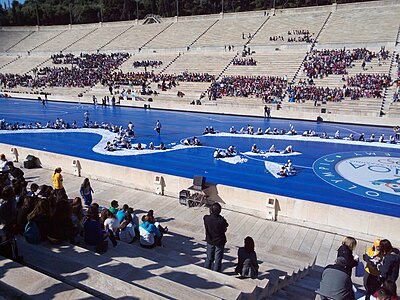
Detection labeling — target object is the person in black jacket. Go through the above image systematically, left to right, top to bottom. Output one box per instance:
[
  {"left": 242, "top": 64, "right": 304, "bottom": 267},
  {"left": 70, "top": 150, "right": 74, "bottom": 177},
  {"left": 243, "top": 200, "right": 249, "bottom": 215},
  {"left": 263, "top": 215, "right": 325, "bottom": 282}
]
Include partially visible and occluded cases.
[
  {"left": 6, "top": 162, "right": 25, "bottom": 183},
  {"left": 0, "top": 186, "right": 17, "bottom": 234},
  {"left": 47, "top": 200, "right": 74, "bottom": 243},
  {"left": 203, "top": 203, "right": 228, "bottom": 272},
  {"left": 337, "top": 236, "right": 359, "bottom": 276},
  {"left": 378, "top": 239, "right": 400, "bottom": 283}
]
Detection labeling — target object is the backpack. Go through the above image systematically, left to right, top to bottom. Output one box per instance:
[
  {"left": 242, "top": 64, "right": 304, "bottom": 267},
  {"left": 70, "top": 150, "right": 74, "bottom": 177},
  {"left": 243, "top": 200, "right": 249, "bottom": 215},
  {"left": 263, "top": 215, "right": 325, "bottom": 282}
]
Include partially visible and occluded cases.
[
  {"left": 23, "top": 221, "right": 41, "bottom": 244},
  {"left": 0, "top": 236, "right": 22, "bottom": 262}
]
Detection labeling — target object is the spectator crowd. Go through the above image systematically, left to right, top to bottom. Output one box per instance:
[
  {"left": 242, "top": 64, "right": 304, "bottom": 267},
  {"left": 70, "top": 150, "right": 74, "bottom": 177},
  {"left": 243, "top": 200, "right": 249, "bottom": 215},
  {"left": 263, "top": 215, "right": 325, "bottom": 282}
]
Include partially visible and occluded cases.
[
  {"left": 269, "top": 29, "right": 315, "bottom": 43},
  {"left": 303, "top": 48, "right": 390, "bottom": 79},
  {"left": 0, "top": 53, "right": 129, "bottom": 89},
  {"left": 232, "top": 57, "right": 257, "bottom": 66},
  {"left": 132, "top": 60, "right": 163, "bottom": 68},
  {"left": 209, "top": 75, "right": 287, "bottom": 100}
]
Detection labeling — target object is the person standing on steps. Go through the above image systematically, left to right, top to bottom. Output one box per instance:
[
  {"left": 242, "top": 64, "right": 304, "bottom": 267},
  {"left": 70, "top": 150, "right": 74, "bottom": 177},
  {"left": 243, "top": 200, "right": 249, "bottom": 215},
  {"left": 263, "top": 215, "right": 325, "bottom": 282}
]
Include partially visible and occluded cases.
[
  {"left": 52, "top": 167, "right": 67, "bottom": 201},
  {"left": 204, "top": 202, "right": 229, "bottom": 272}
]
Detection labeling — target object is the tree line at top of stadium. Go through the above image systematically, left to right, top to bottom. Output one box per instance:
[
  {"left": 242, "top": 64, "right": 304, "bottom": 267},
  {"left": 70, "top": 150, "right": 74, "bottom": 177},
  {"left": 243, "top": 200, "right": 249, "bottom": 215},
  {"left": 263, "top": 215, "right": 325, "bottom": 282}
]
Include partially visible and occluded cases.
[{"left": 0, "top": 0, "right": 376, "bottom": 27}]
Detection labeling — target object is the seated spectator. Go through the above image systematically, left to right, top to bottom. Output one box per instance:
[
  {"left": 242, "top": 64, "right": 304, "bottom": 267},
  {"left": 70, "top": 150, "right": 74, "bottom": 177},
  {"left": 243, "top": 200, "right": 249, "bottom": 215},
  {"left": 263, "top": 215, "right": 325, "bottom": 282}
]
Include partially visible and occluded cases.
[
  {"left": 177, "top": 91, "right": 185, "bottom": 97},
  {"left": 6, "top": 162, "right": 25, "bottom": 183},
  {"left": 26, "top": 183, "right": 39, "bottom": 199},
  {"left": 38, "top": 184, "right": 53, "bottom": 199},
  {"left": 0, "top": 186, "right": 17, "bottom": 234},
  {"left": 15, "top": 196, "right": 36, "bottom": 235},
  {"left": 70, "top": 197, "right": 84, "bottom": 239},
  {"left": 26, "top": 199, "right": 51, "bottom": 242},
  {"left": 47, "top": 200, "right": 74, "bottom": 244},
  {"left": 109, "top": 200, "right": 119, "bottom": 215},
  {"left": 116, "top": 204, "right": 129, "bottom": 223},
  {"left": 84, "top": 205, "right": 113, "bottom": 252},
  {"left": 128, "top": 207, "right": 138, "bottom": 228},
  {"left": 101, "top": 209, "right": 120, "bottom": 237},
  {"left": 147, "top": 209, "right": 168, "bottom": 234},
  {"left": 118, "top": 212, "right": 137, "bottom": 243},
  {"left": 139, "top": 214, "right": 162, "bottom": 248},
  {"left": 235, "top": 236, "right": 259, "bottom": 279},
  {"left": 316, "top": 257, "right": 355, "bottom": 300},
  {"left": 373, "top": 280, "right": 398, "bottom": 300}
]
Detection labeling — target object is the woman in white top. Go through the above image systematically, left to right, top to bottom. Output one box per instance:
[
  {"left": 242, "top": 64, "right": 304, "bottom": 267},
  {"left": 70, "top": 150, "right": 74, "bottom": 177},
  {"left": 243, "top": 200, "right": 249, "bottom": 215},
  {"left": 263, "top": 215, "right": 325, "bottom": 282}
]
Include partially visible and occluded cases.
[
  {"left": 101, "top": 209, "right": 120, "bottom": 235},
  {"left": 118, "top": 212, "right": 136, "bottom": 243}
]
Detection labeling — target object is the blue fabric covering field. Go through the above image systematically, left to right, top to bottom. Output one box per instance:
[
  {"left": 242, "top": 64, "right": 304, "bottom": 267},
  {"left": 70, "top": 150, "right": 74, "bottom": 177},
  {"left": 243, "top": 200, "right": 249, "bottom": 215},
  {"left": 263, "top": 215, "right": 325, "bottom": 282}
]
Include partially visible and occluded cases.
[{"left": 1, "top": 97, "right": 399, "bottom": 217}]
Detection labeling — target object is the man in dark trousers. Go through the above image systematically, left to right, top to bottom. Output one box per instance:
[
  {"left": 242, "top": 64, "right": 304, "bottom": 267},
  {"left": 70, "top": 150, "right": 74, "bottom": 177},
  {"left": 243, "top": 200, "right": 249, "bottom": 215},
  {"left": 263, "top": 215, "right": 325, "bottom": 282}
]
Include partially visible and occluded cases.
[
  {"left": 264, "top": 106, "right": 271, "bottom": 118},
  {"left": 155, "top": 120, "right": 161, "bottom": 135},
  {"left": 203, "top": 203, "right": 229, "bottom": 272}
]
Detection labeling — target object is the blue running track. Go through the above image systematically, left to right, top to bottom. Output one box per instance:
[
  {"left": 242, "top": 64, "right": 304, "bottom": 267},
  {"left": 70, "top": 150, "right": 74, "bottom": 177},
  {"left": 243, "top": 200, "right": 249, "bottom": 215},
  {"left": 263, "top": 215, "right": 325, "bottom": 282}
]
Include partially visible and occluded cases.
[{"left": 0, "top": 97, "right": 399, "bottom": 217}]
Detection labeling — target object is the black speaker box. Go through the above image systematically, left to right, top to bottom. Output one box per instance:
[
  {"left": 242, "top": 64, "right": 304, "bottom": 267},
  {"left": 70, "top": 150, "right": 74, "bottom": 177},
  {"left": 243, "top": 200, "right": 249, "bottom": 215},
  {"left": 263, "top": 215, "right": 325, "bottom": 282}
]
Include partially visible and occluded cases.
[
  {"left": 24, "top": 155, "right": 40, "bottom": 168},
  {"left": 23, "top": 160, "right": 36, "bottom": 169},
  {"left": 193, "top": 176, "right": 206, "bottom": 190}
]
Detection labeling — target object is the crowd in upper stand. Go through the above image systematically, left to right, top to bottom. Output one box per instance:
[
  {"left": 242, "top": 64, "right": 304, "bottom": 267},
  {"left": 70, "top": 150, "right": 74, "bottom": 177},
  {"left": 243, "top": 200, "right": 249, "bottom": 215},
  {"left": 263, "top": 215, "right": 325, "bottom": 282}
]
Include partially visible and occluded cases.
[
  {"left": 269, "top": 29, "right": 315, "bottom": 43},
  {"left": 0, "top": 47, "right": 396, "bottom": 104},
  {"left": 287, "top": 47, "right": 393, "bottom": 102},
  {"left": 303, "top": 48, "right": 390, "bottom": 78},
  {"left": 0, "top": 53, "right": 129, "bottom": 89},
  {"left": 50, "top": 53, "right": 128, "bottom": 70},
  {"left": 232, "top": 57, "right": 257, "bottom": 66},
  {"left": 132, "top": 60, "right": 163, "bottom": 68},
  {"left": 107, "top": 70, "right": 215, "bottom": 93},
  {"left": 0, "top": 74, "right": 32, "bottom": 89},
  {"left": 346, "top": 74, "right": 391, "bottom": 98},
  {"left": 209, "top": 75, "right": 287, "bottom": 100},
  {"left": 287, "top": 85, "right": 344, "bottom": 102}
]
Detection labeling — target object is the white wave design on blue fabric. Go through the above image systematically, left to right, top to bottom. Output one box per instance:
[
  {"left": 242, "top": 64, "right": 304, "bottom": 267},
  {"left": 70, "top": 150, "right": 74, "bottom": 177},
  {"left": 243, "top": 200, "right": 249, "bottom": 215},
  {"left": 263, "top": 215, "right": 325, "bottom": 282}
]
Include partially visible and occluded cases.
[{"left": 0, "top": 128, "right": 187, "bottom": 156}]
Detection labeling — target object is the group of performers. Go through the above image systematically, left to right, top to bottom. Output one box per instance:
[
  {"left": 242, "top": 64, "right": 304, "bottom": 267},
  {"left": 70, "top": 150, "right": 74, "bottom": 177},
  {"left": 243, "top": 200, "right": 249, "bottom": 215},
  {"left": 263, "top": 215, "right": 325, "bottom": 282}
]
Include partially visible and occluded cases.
[
  {"left": 0, "top": 118, "right": 79, "bottom": 130},
  {"left": 218, "top": 123, "right": 400, "bottom": 144},
  {"left": 203, "top": 126, "right": 217, "bottom": 134},
  {"left": 329, "top": 130, "right": 397, "bottom": 144},
  {"left": 183, "top": 136, "right": 201, "bottom": 146},
  {"left": 104, "top": 139, "right": 166, "bottom": 152},
  {"left": 251, "top": 144, "right": 294, "bottom": 154},
  {"left": 213, "top": 145, "right": 237, "bottom": 158},
  {"left": 278, "top": 160, "right": 296, "bottom": 177}
]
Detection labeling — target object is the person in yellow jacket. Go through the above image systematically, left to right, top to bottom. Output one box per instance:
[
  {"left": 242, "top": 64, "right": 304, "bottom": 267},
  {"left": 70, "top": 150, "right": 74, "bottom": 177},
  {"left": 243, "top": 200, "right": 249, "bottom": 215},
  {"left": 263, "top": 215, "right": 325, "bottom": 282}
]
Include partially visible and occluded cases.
[
  {"left": 52, "top": 167, "right": 67, "bottom": 201},
  {"left": 363, "top": 239, "right": 382, "bottom": 300}
]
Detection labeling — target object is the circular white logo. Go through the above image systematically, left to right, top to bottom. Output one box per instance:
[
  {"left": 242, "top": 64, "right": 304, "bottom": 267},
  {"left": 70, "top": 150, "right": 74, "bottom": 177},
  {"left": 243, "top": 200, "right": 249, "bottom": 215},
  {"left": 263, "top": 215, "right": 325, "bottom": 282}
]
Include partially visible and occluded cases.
[{"left": 313, "top": 151, "right": 400, "bottom": 204}]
